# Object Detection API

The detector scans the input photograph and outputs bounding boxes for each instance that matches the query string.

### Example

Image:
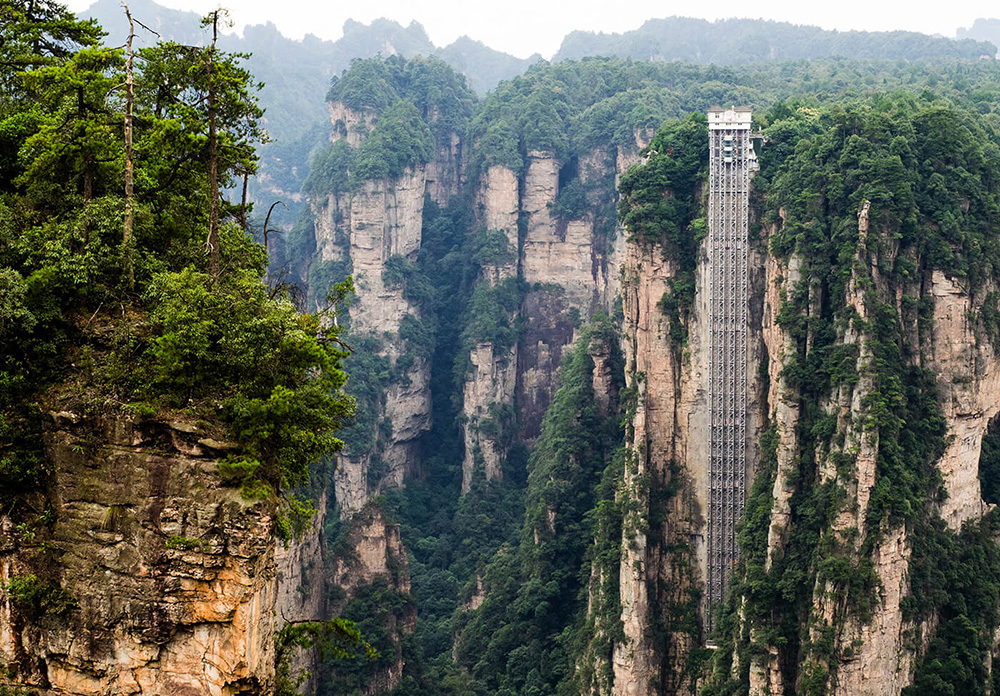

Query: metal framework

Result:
[705,107,753,625]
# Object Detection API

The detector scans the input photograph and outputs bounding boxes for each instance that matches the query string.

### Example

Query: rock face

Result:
[0,411,277,695]
[312,102,437,514]
[605,164,767,694]
[517,148,624,441]
[328,102,377,149]
[459,143,639,492]
[927,268,1000,529]
[734,204,1000,696]
[274,490,328,695]
[328,505,416,695]
[460,164,520,493]
[607,174,1000,695]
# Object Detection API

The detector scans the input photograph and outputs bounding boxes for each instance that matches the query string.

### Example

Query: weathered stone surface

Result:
[328,101,377,148]
[928,270,1000,529]
[329,505,415,695]
[461,342,518,493]
[274,490,328,695]
[311,165,433,514]
[460,165,521,491]
[425,131,465,205]
[0,412,277,695]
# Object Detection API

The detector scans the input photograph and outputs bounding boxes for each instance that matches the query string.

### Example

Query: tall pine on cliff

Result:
[0,0,351,558]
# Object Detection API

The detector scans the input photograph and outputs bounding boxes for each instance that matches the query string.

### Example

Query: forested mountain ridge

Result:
[7,1,1000,695]
[281,50,1000,696]
[80,0,1000,231]
[554,17,997,63]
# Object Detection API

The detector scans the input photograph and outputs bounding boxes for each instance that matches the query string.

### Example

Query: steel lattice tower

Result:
[706,107,753,627]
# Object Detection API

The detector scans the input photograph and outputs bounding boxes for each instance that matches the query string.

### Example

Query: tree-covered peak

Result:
[327,55,475,133]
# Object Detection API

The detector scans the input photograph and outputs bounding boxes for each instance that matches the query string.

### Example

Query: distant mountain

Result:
[958,19,1000,57]
[79,1,1000,230]
[553,16,998,64]
[82,0,536,227]
[436,36,541,95]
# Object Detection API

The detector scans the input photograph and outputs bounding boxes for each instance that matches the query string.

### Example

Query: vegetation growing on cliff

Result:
[451,316,624,695]
[617,113,709,343]
[704,96,1000,695]
[287,51,1000,696]
[0,0,349,531]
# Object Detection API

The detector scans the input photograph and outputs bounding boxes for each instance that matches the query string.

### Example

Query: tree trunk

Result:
[240,168,248,232]
[207,9,220,278]
[123,1,135,290]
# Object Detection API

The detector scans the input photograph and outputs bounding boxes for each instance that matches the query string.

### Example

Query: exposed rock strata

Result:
[460,143,631,490]
[312,103,436,513]
[745,202,1000,696]
[328,505,416,695]
[0,412,277,695]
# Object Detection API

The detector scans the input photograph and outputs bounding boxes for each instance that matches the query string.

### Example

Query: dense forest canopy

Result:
[11,2,1000,695]
[0,0,353,540]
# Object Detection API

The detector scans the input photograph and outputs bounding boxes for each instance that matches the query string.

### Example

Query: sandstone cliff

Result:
[746,204,1000,696]
[327,505,416,694]
[459,142,640,493]
[609,213,766,695]
[312,102,437,514]
[0,409,277,696]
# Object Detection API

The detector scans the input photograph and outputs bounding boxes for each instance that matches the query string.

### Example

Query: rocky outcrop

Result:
[0,411,277,695]
[460,142,634,491]
[425,130,464,205]
[927,269,1000,529]
[328,505,416,695]
[614,237,712,696]
[328,102,377,148]
[324,167,433,513]
[274,490,328,695]
[748,246,802,696]
[611,164,767,695]
[743,200,1000,696]
[460,165,520,493]
[312,105,436,513]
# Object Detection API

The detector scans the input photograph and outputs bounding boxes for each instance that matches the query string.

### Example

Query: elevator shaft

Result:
[705,107,752,625]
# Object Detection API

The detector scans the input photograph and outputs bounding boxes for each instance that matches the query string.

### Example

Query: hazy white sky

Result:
[67,0,999,59]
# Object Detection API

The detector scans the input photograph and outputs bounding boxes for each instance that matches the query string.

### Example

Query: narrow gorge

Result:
[7,7,1000,695]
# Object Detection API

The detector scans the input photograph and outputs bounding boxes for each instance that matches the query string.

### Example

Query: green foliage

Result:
[165,536,205,551]
[618,113,708,247]
[305,140,355,197]
[980,417,1000,506]
[0,685,38,696]
[320,577,411,695]
[353,100,434,181]
[275,617,376,696]
[459,277,522,356]
[618,114,708,345]
[471,229,516,267]
[328,58,401,112]
[454,316,624,695]
[903,512,1000,696]
[328,55,475,147]
[0,0,103,103]
[4,573,74,620]
[139,259,354,493]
